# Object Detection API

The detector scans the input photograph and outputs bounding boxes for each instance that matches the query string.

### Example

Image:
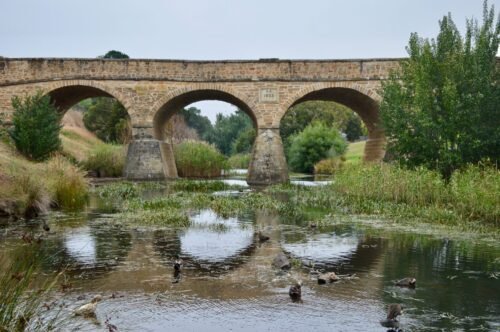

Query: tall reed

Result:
[174,140,228,178]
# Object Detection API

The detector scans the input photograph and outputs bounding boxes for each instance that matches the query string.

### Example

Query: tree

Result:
[100,50,130,59]
[280,101,356,152]
[287,122,347,173]
[231,127,256,154]
[381,1,499,179]
[209,110,254,155]
[82,98,130,143]
[180,107,214,141]
[9,91,62,161]
[344,114,365,141]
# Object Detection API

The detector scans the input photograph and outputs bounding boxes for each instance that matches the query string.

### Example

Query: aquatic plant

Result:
[96,182,139,200]
[171,179,243,192]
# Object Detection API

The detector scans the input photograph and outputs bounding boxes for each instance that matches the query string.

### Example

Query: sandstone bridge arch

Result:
[0,58,401,184]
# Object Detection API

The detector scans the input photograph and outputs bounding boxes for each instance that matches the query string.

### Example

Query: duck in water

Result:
[74,295,102,318]
[289,281,302,301]
[395,277,416,288]
[380,304,403,328]
[174,255,183,273]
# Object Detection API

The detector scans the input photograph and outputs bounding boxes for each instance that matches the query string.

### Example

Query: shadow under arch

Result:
[152,89,258,178]
[46,83,130,115]
[282,86,385,162]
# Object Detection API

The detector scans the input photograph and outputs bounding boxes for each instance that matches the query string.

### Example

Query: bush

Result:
[83,144,125,177]
[174,140,228,178]
[46,155,88,211]
[287,122,347,173]
[227,153,251,169]
[9,91,62,161]
[15,173,51,218]
[314,157,344,175]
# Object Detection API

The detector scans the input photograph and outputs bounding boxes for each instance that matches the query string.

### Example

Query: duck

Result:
[395,277,416,288]
[289,281,302,301]
[380,304,403,328]
[174,255,183,273]
[258,231,270,242]
[317,272,340,284]
[74,295,102,317]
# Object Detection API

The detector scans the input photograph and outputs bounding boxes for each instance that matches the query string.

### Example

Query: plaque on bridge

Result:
[259,88,279,103]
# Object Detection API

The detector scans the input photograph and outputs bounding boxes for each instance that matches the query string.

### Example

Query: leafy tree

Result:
[287,122,347,173]
[280,101,356,152]
[381,1,499,179]
[231,127,256,154]
[180,107,214,141]
[100,50,130,59]
[344,114,365,141]
[82,98,130,143]
[9,91,62,161]
[209,110,254,155]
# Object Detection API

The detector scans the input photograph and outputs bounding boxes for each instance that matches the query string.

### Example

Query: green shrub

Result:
[9,91,62,161]
[46,155,88,211]
[314,157,344,175]
[83,144,125,177]
[174,140,228,178]
[287,122,347,173]
[227,153,251,169]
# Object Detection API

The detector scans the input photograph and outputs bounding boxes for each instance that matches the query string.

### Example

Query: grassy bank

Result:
[344,140,365,165]
[0,138,90,217]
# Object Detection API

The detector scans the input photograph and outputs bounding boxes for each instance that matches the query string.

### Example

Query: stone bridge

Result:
[0,58,400,184]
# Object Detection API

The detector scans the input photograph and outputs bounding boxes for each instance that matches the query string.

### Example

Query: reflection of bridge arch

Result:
[152,210,257,273]
[39,225,132,278]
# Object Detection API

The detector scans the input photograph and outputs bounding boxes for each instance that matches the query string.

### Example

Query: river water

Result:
[0,180,499,331]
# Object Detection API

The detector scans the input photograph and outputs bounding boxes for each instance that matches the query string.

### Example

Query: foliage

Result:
[231,127,255,154]
[171,179,243,192]
[344,114,365,141]
[180,107,214,141]
[209,110,254,155]
[287,122,347,173]
[280,101,359,151]
[0,245,61,332]
[100,50,130,59]
[14,173,51,218]
[9,91,62,161]
[227,153,251,169]
[381,1,500,179]
[45,155,88,211]
[96,182,139,200]
[82,97,130,144]
[314,157,344,175]
[174,140,228,178]
[83,144,125,177]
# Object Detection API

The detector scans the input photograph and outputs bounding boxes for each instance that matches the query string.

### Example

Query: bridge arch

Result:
[280,82,385,162]
[152,86,257,140]
[150,87,258,179]
[44,80,133,115]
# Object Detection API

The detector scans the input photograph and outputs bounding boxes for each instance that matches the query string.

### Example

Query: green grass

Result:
[344,140,365,165]
[227,153,251,169]
[174,140,228,178]
[82,144,125,177]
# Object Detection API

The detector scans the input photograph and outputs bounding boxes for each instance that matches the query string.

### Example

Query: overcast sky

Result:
[0,0,494,122]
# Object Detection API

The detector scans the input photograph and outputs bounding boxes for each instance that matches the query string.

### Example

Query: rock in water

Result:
[317,272,340,284]
[273,252,291,270]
